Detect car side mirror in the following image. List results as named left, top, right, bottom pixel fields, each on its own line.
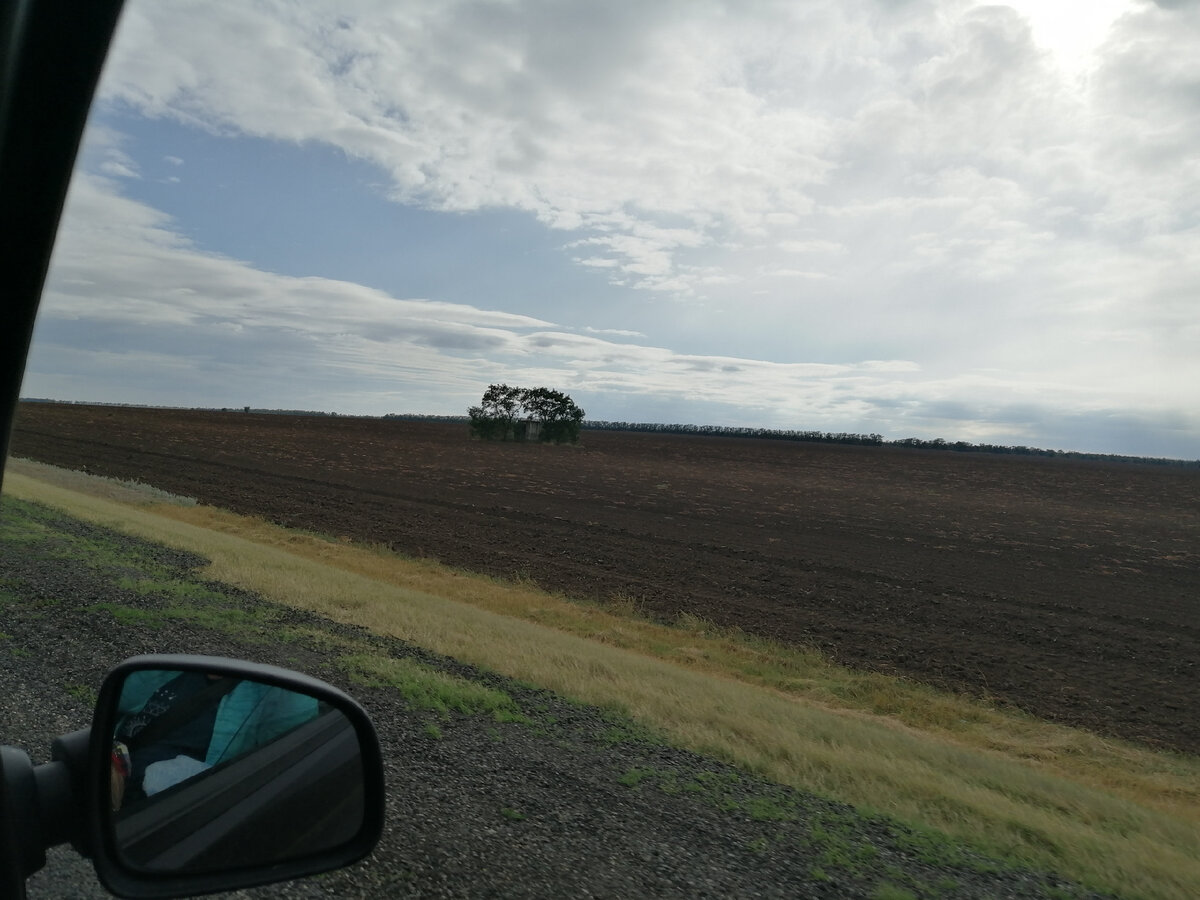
left=88, top=655, right=385, bottom=899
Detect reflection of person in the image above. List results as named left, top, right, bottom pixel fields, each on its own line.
left=110, top=741, right=130, bottom=811
left=111, top=670, right=319, bottom=810
left=112, top=672, right=231, bottom=808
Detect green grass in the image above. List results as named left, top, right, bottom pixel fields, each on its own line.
left=339, top=652, right=530, bottom=723
left=116, top=575, right=223, bottom=603
left=807, top=819, right=879, bottom=875
left=744, top=794, right=795, bottom=822
left=91, top=589, right=282, bottom=637
left=745, top=835, right=770, bottom=854
left=3, top=494, right=210, bottom=596
left=63, top=682, right=98, bottom=706
left=889, top=824, right=1004, bottom=874
left=617, top=766, right=655, bottom=788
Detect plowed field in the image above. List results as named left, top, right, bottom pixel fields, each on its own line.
left=11, top=402, right=1199, bottom=753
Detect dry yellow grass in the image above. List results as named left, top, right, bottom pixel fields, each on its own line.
left=5, top=459, right=1199, bottom=900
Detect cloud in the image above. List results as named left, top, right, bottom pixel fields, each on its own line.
left=765, top=268, right=835, bottom=281
left=778, top=240, right=847, bottom=255
left=79, top=122, right=141, bottom=178
left=585, top=326, right=646, bottom=338
left=44, top=174, right=553, bottom=347
left=93, top=1, right=1198, bottom=303
left=97, top=1, right=836, bottom=294
left=98, top=159, right=140, bottom=178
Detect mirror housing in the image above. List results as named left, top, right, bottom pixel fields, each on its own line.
left=88, top=655, right=385, bottom=899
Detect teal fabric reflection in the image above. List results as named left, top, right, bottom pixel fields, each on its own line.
left=205, top=680, right=318, bottom=764
left=117, top=670, right=319, bottom=766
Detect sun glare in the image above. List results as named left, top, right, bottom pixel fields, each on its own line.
left=1000, top=0, right=1134, bottom=75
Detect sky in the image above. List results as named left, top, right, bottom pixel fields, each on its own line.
left=24, top=0, right=1200, bottom=458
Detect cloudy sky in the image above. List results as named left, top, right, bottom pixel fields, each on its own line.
left=25, top=0, right=1200, bottom=458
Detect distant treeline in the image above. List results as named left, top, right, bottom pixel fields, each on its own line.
left=22, top=398, right=349, bottom=418
left=580, top=420, right=1200, bottom=468
left=224, top=407, right=344, bottom=416
left=584, top=420, right=885, bottom=446
left=383, top=413, right=470, bottom=423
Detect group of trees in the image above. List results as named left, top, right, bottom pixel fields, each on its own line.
left=468, top=384, right=585, bottom=444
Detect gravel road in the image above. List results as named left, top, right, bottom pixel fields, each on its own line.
left=1, top=497, right=1111, bottom=899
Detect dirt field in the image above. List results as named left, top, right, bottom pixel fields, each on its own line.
left=11, top=402, right=1199, bottom=754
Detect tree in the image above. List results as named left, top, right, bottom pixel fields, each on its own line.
left=468, top=385, right=585, bottom=444
left=469, top=383, right=522, bottom=441
left=521, top=386, right=585, bottom=444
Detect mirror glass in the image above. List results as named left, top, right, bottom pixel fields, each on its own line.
left=107, top=668, right=366, bottom=874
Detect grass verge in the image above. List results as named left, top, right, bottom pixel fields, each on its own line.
left=5, top=462, right=1199, bottom=900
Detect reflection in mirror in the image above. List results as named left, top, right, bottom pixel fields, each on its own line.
left=108, top=669, right=366, bottom=873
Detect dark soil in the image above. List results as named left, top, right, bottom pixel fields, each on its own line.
left=11, top=402, right=1200, bottom=753
left=0, top=495, right=1111, bottom=899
